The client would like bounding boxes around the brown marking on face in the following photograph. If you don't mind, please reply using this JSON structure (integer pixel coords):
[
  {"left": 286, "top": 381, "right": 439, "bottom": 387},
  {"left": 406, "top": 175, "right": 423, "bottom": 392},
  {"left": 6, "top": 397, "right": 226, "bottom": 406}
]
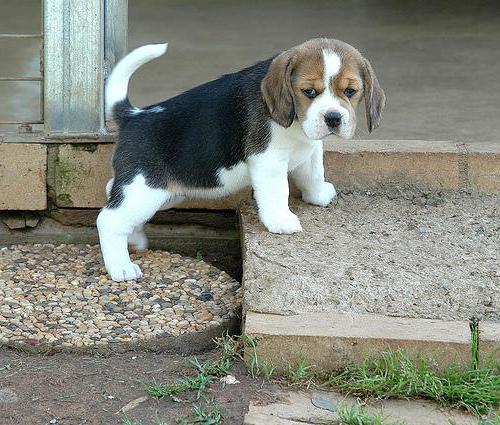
[
  {"left": 261, "top": 41, "right": 324, "bottom": 127},
  {"left": 289, "top": 46, "right": 324, "bottom": 124}
]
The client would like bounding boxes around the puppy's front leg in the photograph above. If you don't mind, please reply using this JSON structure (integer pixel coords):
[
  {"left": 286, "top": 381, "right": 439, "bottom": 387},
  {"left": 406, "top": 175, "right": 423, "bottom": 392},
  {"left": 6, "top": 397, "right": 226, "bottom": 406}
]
[
  {"left": 249, "top": 158, "right": 302, "bottom": 234},
  {"left": 291, "top": 142, "right": 336, "bottom": 207}
]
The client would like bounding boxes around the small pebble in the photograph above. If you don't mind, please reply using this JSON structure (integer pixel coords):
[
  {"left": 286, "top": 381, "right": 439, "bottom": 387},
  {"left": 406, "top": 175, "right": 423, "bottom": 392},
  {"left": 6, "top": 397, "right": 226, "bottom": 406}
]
[{"left": 199, "top": 291, "right": 214, "bottom": 301}]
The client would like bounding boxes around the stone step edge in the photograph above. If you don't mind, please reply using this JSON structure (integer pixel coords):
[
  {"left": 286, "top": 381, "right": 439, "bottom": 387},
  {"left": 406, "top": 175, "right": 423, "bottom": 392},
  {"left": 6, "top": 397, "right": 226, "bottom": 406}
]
[
  {"left": 324, "top": 140, "right": 500, "bottom": 194},
  {"left": 324, "top": 139, "right": 500, "bottom": 154},
  {"left": 243, "top": 311, "right": 500, "bottom": 373}
]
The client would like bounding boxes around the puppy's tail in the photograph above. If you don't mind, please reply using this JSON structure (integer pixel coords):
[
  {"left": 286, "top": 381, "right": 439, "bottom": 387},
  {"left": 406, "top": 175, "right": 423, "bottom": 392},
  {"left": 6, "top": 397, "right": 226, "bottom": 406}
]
[{"left": 105, "top": 43, "right": 168, "bottom": 125}]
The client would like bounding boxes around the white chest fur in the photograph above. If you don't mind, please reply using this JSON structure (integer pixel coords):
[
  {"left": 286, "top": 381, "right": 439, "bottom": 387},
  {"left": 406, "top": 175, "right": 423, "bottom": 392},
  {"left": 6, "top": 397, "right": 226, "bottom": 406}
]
[
  {"left": 246, "top": 121, "right": 321, "bottom": 181},
  {"left": 216, "top": 121, "right": 319, "bottom": 195}
]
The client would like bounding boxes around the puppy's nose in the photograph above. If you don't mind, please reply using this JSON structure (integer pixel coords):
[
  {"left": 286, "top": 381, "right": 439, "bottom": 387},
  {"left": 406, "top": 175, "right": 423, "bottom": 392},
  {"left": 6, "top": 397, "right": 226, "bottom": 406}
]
[{"left": 324, "top": 111, "right": 342, "bottom": 128}]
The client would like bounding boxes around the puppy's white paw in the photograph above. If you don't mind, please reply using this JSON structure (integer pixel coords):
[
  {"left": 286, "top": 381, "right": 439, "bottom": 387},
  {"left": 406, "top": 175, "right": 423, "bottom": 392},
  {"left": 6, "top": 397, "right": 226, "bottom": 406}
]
[
  {"left": 107, "top": 261, "right": 143, "bottom": 282},
  {"left": 303, "top": 182, "right": 337, "bottom": 207},
  {"left": 261, "top": 211, "right": 303, "bottom": 234},
  {"left": 128, "top": 228, "right": 148, "bottom": 251}
]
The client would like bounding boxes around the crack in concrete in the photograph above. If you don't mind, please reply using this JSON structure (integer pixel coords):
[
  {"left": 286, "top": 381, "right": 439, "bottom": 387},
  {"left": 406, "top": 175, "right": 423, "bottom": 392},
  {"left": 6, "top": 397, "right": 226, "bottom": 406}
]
[{"left": 251, "top": 251, "right": 292, "bottom": 270}]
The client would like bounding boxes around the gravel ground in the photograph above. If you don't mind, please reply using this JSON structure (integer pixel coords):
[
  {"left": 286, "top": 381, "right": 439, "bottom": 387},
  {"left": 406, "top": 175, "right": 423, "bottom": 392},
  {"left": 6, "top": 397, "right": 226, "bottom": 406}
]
[{"left": 0, "top": 244, "right": 241, "bottom": 351}]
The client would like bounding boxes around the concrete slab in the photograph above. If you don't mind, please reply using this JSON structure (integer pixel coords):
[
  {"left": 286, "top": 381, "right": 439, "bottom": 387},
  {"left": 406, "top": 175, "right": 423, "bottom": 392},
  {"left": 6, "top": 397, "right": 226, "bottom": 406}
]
[
  {"left": 48, "top": 139, "right": 500, "bottom": 210},
  {"left": 325, "top": 146, "right": 460, "bottom": 192},
  {"left": 244, "top": 389, "right": 473, "bottom": 425},
  {"left": 245, "top": 391, "right": 339, "bottom": 424},
  {"left": 467, "top": 153, "right": 500, "bottom": 194},
  {"left": 0, "top": 136, "right": 484, "bottom": 212},
  {"left": 1, "top": 137, "right": 498, "bottom": 212},
  {"left": 244, "top": 311, "right": 500, "bottom": 372},
  {"left": 240, "top": 194, "right": 500, "bottom": 321},
  {"left": 0, "top": 144, "right": 46, "bottom": 210}
]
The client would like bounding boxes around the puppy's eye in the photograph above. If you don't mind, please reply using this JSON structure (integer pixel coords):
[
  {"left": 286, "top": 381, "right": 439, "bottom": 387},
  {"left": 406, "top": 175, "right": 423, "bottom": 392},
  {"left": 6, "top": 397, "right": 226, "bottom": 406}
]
[
  {"left": 302, "top": 88, "right": 317, "bottom": 99},
  {"left": 344, "top": 88, "right": 357, "bottom": 98}
]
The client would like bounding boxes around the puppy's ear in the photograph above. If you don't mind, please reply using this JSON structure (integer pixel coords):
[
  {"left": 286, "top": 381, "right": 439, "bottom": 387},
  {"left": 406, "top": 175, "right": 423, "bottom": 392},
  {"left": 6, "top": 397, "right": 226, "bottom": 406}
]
[
  {"left": 362, "top": 59, "right": 386, "bottom": 133},
  {"left": 261, "top": 51, "right": 296, "bottom": 128}
]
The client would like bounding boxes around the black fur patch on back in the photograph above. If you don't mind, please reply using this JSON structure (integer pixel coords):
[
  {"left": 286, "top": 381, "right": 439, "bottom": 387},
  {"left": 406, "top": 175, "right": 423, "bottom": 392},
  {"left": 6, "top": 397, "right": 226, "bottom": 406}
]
[{"left": 108, "top": 58, "right": 274, "bottom": 207}]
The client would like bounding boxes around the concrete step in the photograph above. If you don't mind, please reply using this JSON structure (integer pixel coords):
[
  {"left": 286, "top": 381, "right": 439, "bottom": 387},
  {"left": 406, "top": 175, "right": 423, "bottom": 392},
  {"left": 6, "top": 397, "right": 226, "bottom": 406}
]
[
  {"left": 244, "top": 311, "right": 500, "bottom": 373},
  {"left": 324, "top": 139, "right": 500, "bottom": 195},
  {"left": 240, "top": 194, "right": 500, "bottom": 371}
]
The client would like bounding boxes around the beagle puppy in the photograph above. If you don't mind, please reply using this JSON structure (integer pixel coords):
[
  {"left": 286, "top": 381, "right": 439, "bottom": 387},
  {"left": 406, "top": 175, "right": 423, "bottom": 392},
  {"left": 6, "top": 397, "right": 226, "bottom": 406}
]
[{"left": 98, "top": 38, "right": 385, "bottom": 281}]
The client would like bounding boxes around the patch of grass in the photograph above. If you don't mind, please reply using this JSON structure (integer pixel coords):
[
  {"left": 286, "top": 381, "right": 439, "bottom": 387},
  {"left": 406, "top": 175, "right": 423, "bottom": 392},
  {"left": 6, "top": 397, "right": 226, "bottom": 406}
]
[
  {"left": 214, "top": 333, "right": 245, "bottom": 362},
  {"left": 0, "top": 361, "right": 22, "bottom": 372},
  {"left": 145, "top": 352, "right": 239, "bottom": 402},
  {"left": 257, "top": 360, "right": 276, "bottom": 380},
  {"left": 145, "top": 372, "right": 216, "bottom": 401},
  {"left": 286, "top": 353, "right": 316, "bottom": 387},
  {"left": 122, "top": 419, "right": 169, "bottom": 425},
  {"left": 240, "top": 334, "right": 275, "bottom": 379},
  {"left": 265, "top": 318, "right": 498, "bottom": 417},
  {"left": 179, "top": 400, "right": 222, "bottom": 425},
  {"left": 188, "top": 357, "right": 233, "bottom": 378},
  {"left": 145, "top": 339, "right": 247, "bottom": 403},
  {"left": 215, "top": 333, "right": 277, "bottom": 379},
  {"left": 140, "top": 335, "right": 248, "bottom": 424},
  {"left": 244, "top": 334, "right": 260, "bottom": 378},
  {"left": 477, "top": 412, "right": 500, "bottom": 425},
  {"left": 326, "top": 350, "right": 500, "bottom": 415},
  {"left": 338, "top": 402, "right": 405, "bottom": 425},
  {"left": 235, "top": 325, "right": 498, "bottom": 418},
  {"left": 144, "top": 336, "right": 242, "bottom": 423}
]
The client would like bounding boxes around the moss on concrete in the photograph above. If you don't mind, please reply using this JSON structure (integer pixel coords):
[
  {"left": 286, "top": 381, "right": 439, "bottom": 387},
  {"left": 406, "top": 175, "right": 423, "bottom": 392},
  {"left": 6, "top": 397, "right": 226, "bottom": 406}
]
[
  {"left": 55, "top": 193, "right": 73, "bottom": 207},
  {"left": 70, "top": 143, "right": 99, "bottom": 153}
]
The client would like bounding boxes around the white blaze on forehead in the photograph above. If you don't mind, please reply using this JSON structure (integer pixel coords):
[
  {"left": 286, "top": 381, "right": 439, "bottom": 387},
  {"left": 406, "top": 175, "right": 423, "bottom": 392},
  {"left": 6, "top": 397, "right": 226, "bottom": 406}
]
[{"left": 322, "top": 50, "right": 341, "bottom": 89}]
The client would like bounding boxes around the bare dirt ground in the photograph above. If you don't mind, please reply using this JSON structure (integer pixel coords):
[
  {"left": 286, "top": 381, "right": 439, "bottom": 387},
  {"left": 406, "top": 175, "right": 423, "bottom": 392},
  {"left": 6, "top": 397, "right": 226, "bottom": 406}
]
[
  {"left": 0, "top": 348, "right": 280, "bottom": 425},
  {"left": 0, "top": 347, "right": 483, "bottom": 425}
]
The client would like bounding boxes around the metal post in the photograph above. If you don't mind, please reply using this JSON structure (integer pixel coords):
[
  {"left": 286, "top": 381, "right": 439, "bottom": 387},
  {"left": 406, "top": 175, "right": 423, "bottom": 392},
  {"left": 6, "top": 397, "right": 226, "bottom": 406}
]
[
  {"left": 104, "top": 0, "right": 128, "bottom": 124},
  {"left": 43, "top": 0, "right": 127, "bottom": 138}
]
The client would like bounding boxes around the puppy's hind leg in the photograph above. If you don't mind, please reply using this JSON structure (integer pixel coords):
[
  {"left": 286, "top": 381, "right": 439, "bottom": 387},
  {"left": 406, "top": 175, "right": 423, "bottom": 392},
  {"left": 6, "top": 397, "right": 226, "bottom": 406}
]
[
  {"left": 127, "top": 226, "right": 149, "bottom": 252},
  {"left": 105, "top": 177, "right": 159, "bottom": 252},
  {"left": 128, "top": 195, "right": 185, "bottom": 251},
  {"left": 97, "top": 175, "right": 170, "bottom": 281}
]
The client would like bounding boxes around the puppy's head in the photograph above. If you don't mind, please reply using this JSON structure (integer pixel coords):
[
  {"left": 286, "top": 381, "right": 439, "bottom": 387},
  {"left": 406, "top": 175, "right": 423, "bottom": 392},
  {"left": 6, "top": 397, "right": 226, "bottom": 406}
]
[{"left": 261, "top": 38, "right": 385, "bottom": 140}]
